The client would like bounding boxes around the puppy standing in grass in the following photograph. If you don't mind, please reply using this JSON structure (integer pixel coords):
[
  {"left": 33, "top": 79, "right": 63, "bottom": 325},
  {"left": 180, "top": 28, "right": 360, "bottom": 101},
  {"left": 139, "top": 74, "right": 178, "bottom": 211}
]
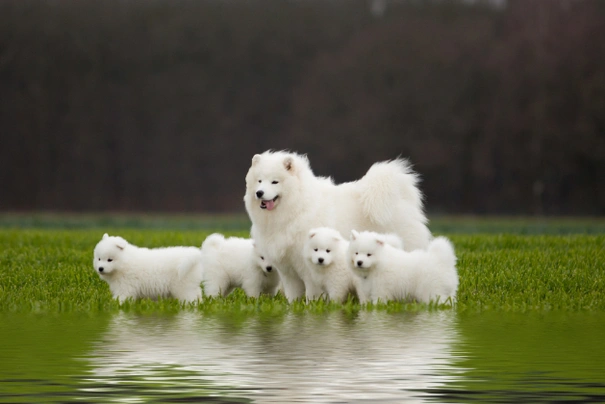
[
  {"left": 348, "top": 230, "right": 458, "bottom": 305},
  {"left": 303, "top": 227, "right": 360, "bottom": 303},
  {"left": 200, "top": 233, "right": 281, "bottom": 298},
  {"left": 93, "top": 233, "right": 203, "bottom": 302}
]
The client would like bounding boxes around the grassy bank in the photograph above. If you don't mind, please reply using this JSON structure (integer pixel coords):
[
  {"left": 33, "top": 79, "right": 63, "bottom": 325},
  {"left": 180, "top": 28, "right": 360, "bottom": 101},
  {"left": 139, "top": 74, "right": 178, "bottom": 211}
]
[{"left": 0, "top": 217, "right": 603, "bottom": 313}]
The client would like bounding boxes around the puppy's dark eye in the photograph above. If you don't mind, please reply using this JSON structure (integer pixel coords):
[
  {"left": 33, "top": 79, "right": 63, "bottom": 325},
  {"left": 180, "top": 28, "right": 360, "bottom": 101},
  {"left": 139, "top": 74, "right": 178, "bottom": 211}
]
[
  {"left": 355, "top": 252, "right": 358, "bottom": 255},
  {"left": 108, "top": 259, "right": 113, "bottom": 262},
  {"left": 272, "top": 181, "right": 278, "bottom": 184},
  {"left": 367, "top": 254, "right": 372, "bottom": 257},
  {"left": 326, "top": 250, "right": 331, "bottom": 253},
  {"left": 260, "top": 256, "right": 264, "bottom": 260},
  {"left": 258, "top": 180, "right": 262, "bottom": 183},
  {"left": 314, "top": 248, "right": 318, "bottom": 252}
]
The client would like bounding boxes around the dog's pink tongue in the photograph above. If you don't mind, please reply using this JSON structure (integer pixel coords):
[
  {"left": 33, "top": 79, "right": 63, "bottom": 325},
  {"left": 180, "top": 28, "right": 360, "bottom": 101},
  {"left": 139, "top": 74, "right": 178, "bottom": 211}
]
[{"left": 265, "top": 200, "right": 275, "bottom": 211}]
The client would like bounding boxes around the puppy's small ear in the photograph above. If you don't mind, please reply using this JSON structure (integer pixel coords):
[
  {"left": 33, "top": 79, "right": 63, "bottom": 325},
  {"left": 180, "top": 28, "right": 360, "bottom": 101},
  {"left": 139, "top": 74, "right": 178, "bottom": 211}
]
[
  {"left": 375, "top": 238, "right": 385, "bottom": 247},
  {"left": 252, "top": 154, "right": 261, "bottom": 166},
  {"left": 309, "top": 232, "right": 316, "bottom": 239},
  {"left": 103, "top": 233, "right": 109, "bottom": 240},
  {"left": 351, "top": 230, "right": 359, "bottom": 241},
  {"left": 115, "top": 237, "right": 127, "bottom": 250},
  {"left": 283, "top": 156, "right": 294, "bottom": 172}
]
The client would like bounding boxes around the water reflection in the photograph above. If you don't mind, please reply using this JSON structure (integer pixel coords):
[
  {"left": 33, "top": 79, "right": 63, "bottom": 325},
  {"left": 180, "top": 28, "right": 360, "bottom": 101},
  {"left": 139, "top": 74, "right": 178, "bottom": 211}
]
[{"left": 83, "top": 310, "right": 463, "bottom": 402}]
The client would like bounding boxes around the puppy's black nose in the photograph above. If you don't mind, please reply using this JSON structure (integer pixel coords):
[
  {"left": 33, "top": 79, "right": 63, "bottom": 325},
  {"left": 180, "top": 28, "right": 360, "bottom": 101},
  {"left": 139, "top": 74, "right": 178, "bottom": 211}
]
[
  {"left": 256, "top": 190, "right": 264, "bottom": 198},
  {"left": 266, "top": 266, "right": 272, "bottom": 272},
  {"left": 356, "top": 261, "right": 363, "bottom": 267},
  {"left": 98, "top": 267, "right": 104, "bottom": 273},
  {"left": 318, "top": 258, "right": 324, "bottom": 263}
]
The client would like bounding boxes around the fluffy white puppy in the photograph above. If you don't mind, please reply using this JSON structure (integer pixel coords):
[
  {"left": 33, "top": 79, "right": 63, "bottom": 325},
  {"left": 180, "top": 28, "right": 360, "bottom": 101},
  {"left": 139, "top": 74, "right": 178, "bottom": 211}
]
[
  {"left": 244, "top": 150, "right": 431, "bottom": 302},
  {"left": 302, "top": 227, "right": 360, "bottom": 302},
  {"left": 93, "top": 233, "right": 203, "bottom": 302},
  {"left": 200, "top": 233, "right": 281, "bottom": 298},
  {"left": 348, "top": 230, "right": 458, "bottom": 305}
]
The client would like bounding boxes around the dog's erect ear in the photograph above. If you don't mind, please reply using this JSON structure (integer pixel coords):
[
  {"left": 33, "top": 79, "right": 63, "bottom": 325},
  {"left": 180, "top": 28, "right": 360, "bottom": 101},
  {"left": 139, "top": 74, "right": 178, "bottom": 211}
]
[
  {"left": 309, "top": 231, "right": 316, "bottom": 239},
  {"left": 283, "top": 156, "right": 294, "bottom": 172},
  {"left": 375, "top": 237, "right": 385, "bottom": 247},
  {"left": 351, "top": 230, "right": 359, "bottom": 241},
  {"left": 252, "top": 154, "right": 262, "bottom": 166},
  {"left": 103, "top": 233, "right": 109, "bottom": 240}
]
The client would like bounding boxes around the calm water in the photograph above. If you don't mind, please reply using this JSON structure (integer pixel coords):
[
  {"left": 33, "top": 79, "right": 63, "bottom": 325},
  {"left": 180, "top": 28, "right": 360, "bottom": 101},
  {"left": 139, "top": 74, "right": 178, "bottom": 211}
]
[{"left": 1, "top": 310, "right": 604, "bottom": 403}]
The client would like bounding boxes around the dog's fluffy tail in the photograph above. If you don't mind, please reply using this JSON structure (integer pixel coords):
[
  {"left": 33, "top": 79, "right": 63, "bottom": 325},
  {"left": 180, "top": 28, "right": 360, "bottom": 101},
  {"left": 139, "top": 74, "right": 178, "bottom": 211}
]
[
  {"left": 358, "top": 158, "right": 424, "bottom": 225},
  {"left": 428, "top": 236, "right": 457, "bottom": 268},
  {"left": 201, "top": 233, "right": 225, "bottom": 251}
]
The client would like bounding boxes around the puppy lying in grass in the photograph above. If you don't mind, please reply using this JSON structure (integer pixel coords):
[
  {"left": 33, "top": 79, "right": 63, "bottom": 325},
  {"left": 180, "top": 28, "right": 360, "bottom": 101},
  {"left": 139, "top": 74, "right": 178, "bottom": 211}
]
[
  {"left": 348, "top": 230, "right": 458, "bottom": 305},
  {"left": 200, "top": 233, "right": 281, "bottom": 298}
]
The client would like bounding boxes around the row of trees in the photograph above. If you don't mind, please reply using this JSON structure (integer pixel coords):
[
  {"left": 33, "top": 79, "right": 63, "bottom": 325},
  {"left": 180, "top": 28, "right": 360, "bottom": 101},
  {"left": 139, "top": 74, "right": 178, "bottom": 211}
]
[{"left": 0, "top": 0, "right": 603, "bottom": 214}]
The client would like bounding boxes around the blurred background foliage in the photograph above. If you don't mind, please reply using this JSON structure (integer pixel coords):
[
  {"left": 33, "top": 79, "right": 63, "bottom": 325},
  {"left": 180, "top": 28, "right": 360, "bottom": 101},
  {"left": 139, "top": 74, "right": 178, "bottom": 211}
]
[{"left": 0, "top": 0, "right": 603, "bottom": 215}]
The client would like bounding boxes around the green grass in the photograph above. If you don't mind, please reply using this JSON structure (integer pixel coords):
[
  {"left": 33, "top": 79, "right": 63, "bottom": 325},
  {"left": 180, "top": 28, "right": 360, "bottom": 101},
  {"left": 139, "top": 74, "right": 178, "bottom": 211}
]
[{"left": 0, "top": 217, "right": 603, "bottom": 313}]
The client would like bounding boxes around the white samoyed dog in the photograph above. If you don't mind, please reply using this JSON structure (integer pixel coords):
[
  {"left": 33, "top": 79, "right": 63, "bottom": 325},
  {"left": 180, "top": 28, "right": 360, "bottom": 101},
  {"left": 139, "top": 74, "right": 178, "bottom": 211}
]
[
  {"left": 244, "top": 150, "right": 432, "bottom": 301},
  {"left": 302, "top": 227, "right": 360, "bottom": 302},
  {"left": 93, "top": 233, "right": 203, "bottom": 302},
  {"left": 200, "top": 233, "right": 281, "bottom": 298},
  {"left": 303, "top": 227, "right": 404, "bottom": 302},
  {"left": 348, "top": 230, "right": 458, "bottom": 304}
]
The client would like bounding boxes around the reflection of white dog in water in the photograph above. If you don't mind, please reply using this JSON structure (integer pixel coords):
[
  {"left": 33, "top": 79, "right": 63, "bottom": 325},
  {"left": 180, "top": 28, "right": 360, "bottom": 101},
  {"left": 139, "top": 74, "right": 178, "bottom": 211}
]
[
  {"left": 348, "top": 230, "right": 458, "bottom": 305},
  {"left": 200, "top": 233, "right": 281, "bottom": 297},
  {"left": 93, "top": 233, "right": 203, "bottom": 302},
  {"left": 87, "top": 311, "right": 459, "bottom": 403},
  {"left": 302, "top": 227, "right": 360, "bottom": 302},
  {"left": 244, "top": 150, "right": 432, "bottom": 301}
]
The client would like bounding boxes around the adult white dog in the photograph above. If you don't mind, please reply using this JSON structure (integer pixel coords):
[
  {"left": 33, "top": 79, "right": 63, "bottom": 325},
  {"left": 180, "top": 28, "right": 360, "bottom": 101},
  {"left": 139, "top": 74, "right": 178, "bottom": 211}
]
[
  {"left": 93, "top": 233, "right": 203, "bottom": 302},
  {"left": 244, "top": 150, "right": 431, "bottom": 301},
  {"left": 200, "top": 233, "right": 281, "bottom": 298},
  {"left": 348, "top": 230, "right": 458, "bottom": 304}
]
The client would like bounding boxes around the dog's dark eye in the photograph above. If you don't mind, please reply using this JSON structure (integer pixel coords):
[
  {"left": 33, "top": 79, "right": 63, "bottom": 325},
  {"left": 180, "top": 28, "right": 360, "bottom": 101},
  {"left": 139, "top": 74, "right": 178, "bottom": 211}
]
[
  {"left": 260, "top": 256, "right": 264, "bottom": 260},
  {"left": 367, "top": 254, "right": 372, "bottom": 257},
  {"left": 326, "top": 250, "right": 331, "bottom": 253},
  {"left": 258, "top": 180, "right": 262, "bottom": 183},
  {"left": 314, "top": 248, "right": 318, "bottom": 252},
  {"left": 355, "top": 252, "right": 358, "bottom": 255},
  {"left": 272, "top": 180, "right": 279, "bottom": 184},
  {"left": 108, "top": 259, "right": 113, "bottom": 262}
]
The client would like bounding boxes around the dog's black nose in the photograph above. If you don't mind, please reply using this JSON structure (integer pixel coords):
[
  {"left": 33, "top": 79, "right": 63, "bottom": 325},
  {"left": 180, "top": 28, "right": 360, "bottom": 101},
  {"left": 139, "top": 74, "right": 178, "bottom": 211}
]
[
  {"left": 256, "top": 190, "right": 264, "bottom": 198},
  {"left": 318, "top": 258, "right": 324, "bottom": 263},
  {"left": 98, "top": 267, "right": 104, "bottom": 273},
  {"left": 266, "top": 266, "right": 272, "bottom": 272},
  {"left": 356, "top": 261, "right": 363, "bottom": 267}
]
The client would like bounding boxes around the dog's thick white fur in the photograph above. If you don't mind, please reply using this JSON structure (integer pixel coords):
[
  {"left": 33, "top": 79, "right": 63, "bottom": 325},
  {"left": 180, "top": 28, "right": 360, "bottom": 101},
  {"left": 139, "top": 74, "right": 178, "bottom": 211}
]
[
  {"left": 93, "top": 233, "right": 203, "bottom": 302},
  {"left": 244, "top": 150, "right": 431, "bottom": 301},
  {"left": 302, "top": 227, "right": 361, "bottom": 302},
  {"left": 200, "top": 233, "right": 281, "bottom": 298},
  {"left": 348, "top": 230, "right": 458, "bottom": 304}
]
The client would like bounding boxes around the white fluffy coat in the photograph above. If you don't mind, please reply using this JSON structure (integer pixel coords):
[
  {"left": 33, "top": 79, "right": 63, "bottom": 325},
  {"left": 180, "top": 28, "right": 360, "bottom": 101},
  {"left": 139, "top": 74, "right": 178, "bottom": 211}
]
[
  {"left": 200, "top": 233, "right": 281, "bottom": 298},
  {"left": 244, "top": 150, "right": 431, "bottom": 301},
  {"left": 303, "top": 227, "right": 360, "bottom": 302},
  {"left": 93, "top": 233, "right": 203, "bottom": 302},
  {"left": 348, "top": 230, "right": 458, "bottom": 304}
]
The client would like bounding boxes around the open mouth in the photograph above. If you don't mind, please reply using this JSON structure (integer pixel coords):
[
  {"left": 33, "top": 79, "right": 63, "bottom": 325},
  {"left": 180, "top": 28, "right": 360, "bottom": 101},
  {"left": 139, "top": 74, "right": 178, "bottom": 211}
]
[{"left": 260, "top": 196, "right": 279, "bottom": 211}]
